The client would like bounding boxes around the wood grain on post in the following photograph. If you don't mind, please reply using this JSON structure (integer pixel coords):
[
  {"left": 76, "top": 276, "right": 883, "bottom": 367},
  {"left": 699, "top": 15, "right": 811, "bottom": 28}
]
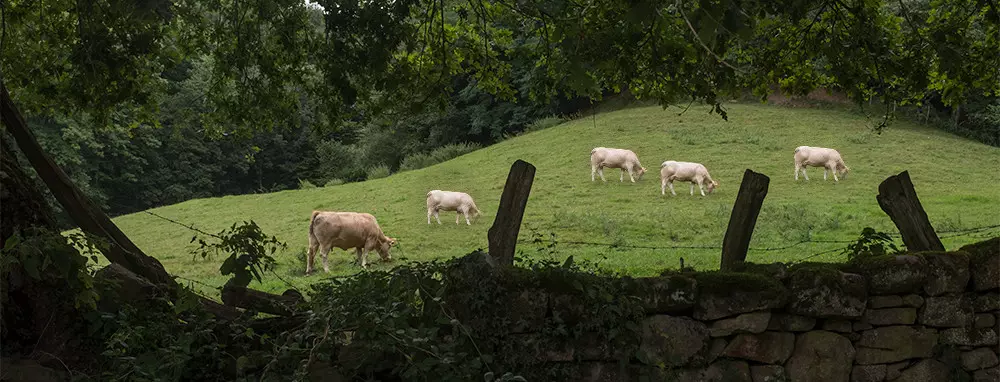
[
  {"left": 221, "top": 283, "right": 303, "bottom": 316},
  {"left": 1, "top": 83, "right": 178, "bottom": 289},
  {"left": 720, "top": 169, "right": 770, "bottom": 271},
  {"left": 487, "top": 160, "right": 536, "bottom": 267},
  {"left": 876, "top": 171, "right": 944, "bottom": 252}
]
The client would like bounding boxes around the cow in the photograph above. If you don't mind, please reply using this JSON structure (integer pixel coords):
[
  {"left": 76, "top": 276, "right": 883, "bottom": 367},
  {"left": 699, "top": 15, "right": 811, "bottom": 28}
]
[
  {"left": 426, "top": 190, "right": 481, "bottom": 225},
  {"left": 659, "top": 161, "right": 719, "bottom": 196},
  {"left": 306, "top": 211, "right": 396, "bottom": 273},
  {"left": 590, "top": 147, "right": 648, "bottom": 183},
  {"left": 793, "top": 146, "right": 850, "bottom": 182}
]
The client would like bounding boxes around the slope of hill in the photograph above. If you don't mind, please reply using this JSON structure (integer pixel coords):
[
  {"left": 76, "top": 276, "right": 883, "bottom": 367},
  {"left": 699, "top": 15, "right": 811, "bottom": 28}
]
[{"left": 111, "top": 104, "right": 1000, "bottom": 294}]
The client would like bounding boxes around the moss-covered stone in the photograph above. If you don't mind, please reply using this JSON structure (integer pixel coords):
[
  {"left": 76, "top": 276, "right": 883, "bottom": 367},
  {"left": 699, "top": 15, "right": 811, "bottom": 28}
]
[
  {"left": 918, "top": 251, "right": 971, "bottom": 296},
  {"left": 629, "top": 275, "right": 697, "bottom": 313},
  {"left": 962, "top": 238, "right": 1000, "bottom": 291},
  {"left": 848, "top": 254, "right": 928, "bottom": 295},
  {"left": 728, "top": 262, "right": 790, "bottom": 280},
  {"left": 786, "top": 267, "right": 867, "bottom": 319},
  {"left": 692, "top": 272, "right": 788, "bottom": 320}
]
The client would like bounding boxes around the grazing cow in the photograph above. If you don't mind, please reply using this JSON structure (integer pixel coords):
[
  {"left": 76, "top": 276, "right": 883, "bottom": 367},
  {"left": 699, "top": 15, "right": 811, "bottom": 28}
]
[
  {"left": 660, "top": 161, "right": 719, "bottom": 196},
  {"left": 590, "top": 147, "right": 648, "bottom": 183},
  {"left": 426, "top": 190, "right": 481, "bottom": 225},
  {"left": 306, "top": 211, "right": 396, "bottom": 273},
  {"left": 793, "top": 146, "right": 850, "bottom": 182}
]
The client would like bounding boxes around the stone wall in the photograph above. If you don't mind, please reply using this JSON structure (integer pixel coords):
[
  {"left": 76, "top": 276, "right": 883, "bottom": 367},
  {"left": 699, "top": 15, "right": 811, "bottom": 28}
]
[{"left": 495, "top": 238, "right": 1000, "bottom": 382}]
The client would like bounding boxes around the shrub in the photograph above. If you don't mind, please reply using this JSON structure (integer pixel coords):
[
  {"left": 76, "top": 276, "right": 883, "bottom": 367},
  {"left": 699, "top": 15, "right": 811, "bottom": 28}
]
[
  {"left": 298, "top": 179, "right": 316, "bottom": 189},
  {"left": 399, "top": 143, "right": 481, "bottom": 172},
  {"left": 843, "top": 227, "right": 902, "bottom": 262},
  {"left": 524, "top": 116, "right": 565, "bottom": 133},
  {"left": 366, "top": 164, "right": 391, "bottom": 180},
  {"left": 324, "top": 178, "right": 345, "bottom": 187}
]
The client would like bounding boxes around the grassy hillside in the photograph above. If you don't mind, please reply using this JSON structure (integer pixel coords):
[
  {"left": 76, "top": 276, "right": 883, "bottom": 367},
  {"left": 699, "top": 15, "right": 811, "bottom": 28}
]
[{"left": 111, "top": 104, "right": 1000, "bottom": 294}]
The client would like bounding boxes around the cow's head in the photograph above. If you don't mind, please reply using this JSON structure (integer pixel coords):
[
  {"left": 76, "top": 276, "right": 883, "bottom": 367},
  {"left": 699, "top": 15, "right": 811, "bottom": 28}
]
[
  {"left": 637, "top": 166, "right": 648, "bottom": 180},
  {"left": 707, "top": 180, "right": 719, "bottom": 194},
  {"left": 377, "top": 236, "right": 397, "bottom": 261},
  {"left": 838, "top": 165, "right": 850, "bottom": 179}
]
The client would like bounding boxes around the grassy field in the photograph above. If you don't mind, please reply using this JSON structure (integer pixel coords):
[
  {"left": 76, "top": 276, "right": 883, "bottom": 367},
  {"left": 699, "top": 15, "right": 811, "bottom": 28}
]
[{"left": 109, "top": 103, "right": 1000, "bottom": 295}]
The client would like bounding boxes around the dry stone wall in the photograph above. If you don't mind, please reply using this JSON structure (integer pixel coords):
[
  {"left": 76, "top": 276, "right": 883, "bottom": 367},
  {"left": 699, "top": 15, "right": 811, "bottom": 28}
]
[{"left": 498, "top": 238, "right": 1000, "bottom": 382}]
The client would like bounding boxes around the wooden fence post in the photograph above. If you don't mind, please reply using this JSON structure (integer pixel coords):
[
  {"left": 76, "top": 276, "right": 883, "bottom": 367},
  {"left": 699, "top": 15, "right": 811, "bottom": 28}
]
[
  {"left": 876, "top": 171, "right": 944, "bottom": 252},
  {"left": 487, "top": 160, "right": 536, "bottom": 267},
  {"left": 720, "top": 169, "right": 770, "bottom": 271}
]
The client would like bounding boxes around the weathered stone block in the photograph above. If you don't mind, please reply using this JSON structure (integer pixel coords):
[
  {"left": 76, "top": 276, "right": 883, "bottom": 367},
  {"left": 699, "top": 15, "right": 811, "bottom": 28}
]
[
  {"left": 919, "top": 294, "right": 974, "bottom": 327},
  {"left": 509, "top": 289, "right": 547, "bottom": 333},
  {"left": 767, "top": 313, "right": 816, "bottom": 332},
  {"left": 895, "top": 359, "right": 952, "bottom": 382},
  {"left": 921, "top": 251, "right": 971, "bottom": 296},
  {"left": 638, "top": 315, "right": 709, "bottom": 367},
  {"left": 575, "top": 332, "right": 629, "bottom": 361},
  {"left": 855, "top": 326, "right": 938, "bottom": 364},
  {"left": 667, "top": 360, "right": 753, "bottom": 382},
  {"left": 750, "top": 365, "right": 788, "bottom": 382},
  {"left": 850, "top": 365, "right": 886, "bottom": 382},
  {"left": 576, "top": 362, "right": 630, "bottom": 382},
  {"left": 787, "top": 268, "right": 866, "bottom": 319},
  {"left": 822, "top": 319, "right": 853, "bottom": 333},
  {"left": 632, "top": 275, "right": 697, "bottom": 313},
  {"left": 693, "top": 273, "right": 788, "bottom": 321},
  {"left": 853, "top": 255, "right": 928, "bottom": 295},
  {"left": 865, "top": 307, "right": 917, "bottom": 326},
  {"left": 710, "top": 311, "right": 771, "bottom": 337},
  {"left": 853, "top": 320, "right": 873, "bottom": 332},
  {"left": 961, "top": 238, "right": 1000, "bottom": 291},
  {"left": 688, "top": 338, "right": 729, "bottom": 367},
  {"left": 785, "top": 331, "right": 855, "bottom": 382},
  {"left": 973, "top": 366, "right": 999, "bottom": 382},
  {"left": 886, "top": 361, "right": 910, "bottom": 380},
  {"left": 550, "top": 293, "right": 586, "bottom": 324},
  {"left": 902, "top": 294, "right": 924, "bottom": 308},
  {"left": 722, "top": 332, "right": 795, "bottom": 364},
  {"left": 940, "top": 327, "right": 999, "bottom": 347},
  {"left": 974, "top": 293, "right": 999, "bottom": 312},
  {"left": 869, "top": 295, "right": 903, "bottom": 309},
  {"left": 962, "top": 348, "right": 1000, "bottom": 371},
  {"left": 976, "top": 313, "right": 996, "bottom": 328}
]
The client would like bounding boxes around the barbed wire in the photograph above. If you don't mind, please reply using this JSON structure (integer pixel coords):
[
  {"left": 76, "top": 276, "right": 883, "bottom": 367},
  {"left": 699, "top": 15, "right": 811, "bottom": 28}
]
[{"left": 517, "top": 237, "right": 855, "bottom": 252}]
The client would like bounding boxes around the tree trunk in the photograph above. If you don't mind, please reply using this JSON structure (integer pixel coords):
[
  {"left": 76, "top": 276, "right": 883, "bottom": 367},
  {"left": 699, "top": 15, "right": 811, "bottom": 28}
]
[
  {"left": 487, "top": 160, "right": 536, "bottom": 267},
  {"left": 720, "top": 169, "right": 770, "bottom": 271},
  {"left": 0, "top": 135, "right": 55, "bottom": 240},
  {"left": 876, "top": 171, "right": 944, "bottom": 252},
  {"left": 1, "top": 83, "right": 177, "bottom": 290}
]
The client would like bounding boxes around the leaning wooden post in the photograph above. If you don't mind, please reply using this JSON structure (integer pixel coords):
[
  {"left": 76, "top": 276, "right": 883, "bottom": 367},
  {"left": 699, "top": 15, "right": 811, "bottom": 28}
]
[
  {"left": 876, "top": 171, "right": 944, "bottom": 251},
  {"left": 487, "top": 160, "right": 536, "bottom": 267},
  {"left": 720, "top": 169, "right": 770, "bottom": 271}
]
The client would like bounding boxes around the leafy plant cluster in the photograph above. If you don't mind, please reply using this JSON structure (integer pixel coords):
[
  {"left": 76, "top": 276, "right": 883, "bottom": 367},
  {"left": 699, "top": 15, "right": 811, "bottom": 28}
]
[
  {"left": 191, "top": 221, "right": 287, "bottom": 287},
  {"left": 842, "top": 227, "right": 904, "bottom": 261},
  {"left": 0, "top": 229, "right": 104, "bottom": 310}
]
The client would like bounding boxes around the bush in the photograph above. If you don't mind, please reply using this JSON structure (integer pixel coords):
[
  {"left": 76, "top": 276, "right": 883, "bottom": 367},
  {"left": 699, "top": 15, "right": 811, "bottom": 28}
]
[
  {"left": 399, "top": 142, "right": 482, "bottom": 172},
  {"left": 324, "top": 178, "right": 345, "bottom": 187},
  {"left": 298, "top": 179, "right": 316, "bottom": 189},
  {"left": 366, "top": 164, "right": 391, "bottom": 180},
  {"left": 315, "top": 140, "right": 367, "bottom": 182},
  {"left": 524, "top": 116, "right": 565, "bottom": 133}
]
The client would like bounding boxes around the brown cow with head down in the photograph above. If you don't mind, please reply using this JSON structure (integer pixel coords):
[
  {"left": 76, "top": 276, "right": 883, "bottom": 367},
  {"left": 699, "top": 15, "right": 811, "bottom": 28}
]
[{"left": 306, "top": 211, "right": 397, "bottom": 273}]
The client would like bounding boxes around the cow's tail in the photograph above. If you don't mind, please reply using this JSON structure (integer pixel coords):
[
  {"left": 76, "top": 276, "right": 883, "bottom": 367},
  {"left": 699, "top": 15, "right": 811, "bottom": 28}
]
[
  {"left": 794, "top": 146, "right": 802, "bottom": 154},
  {"left": 309, "top": 211, "right": 321, "bottom": 239}
]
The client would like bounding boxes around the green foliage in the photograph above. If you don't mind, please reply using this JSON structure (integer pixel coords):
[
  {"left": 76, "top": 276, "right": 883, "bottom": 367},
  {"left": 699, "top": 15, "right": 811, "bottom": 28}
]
[
  {"left": 190, "top": 221, "right": 286, "bottom": 287},
  {"left": 365, "top": 164, "right": 392, "bottom": 180},
  {"left": 0, "top": 229, "right": 102, "bottom": 310},
  {"left": 399, "top": 143, "right": 482, "bottom": 172},
  {"left": 524, "top": 117, "right": 566, "bottom": 134},
  {"left": 842, "top": 227, "right": 903, "bottom": 262},
  {"left": 297, "top": 179, "right": 316, "bottom": 189},
  {"left": 323, "top": 178, "right": 345, "bottom": 187}
]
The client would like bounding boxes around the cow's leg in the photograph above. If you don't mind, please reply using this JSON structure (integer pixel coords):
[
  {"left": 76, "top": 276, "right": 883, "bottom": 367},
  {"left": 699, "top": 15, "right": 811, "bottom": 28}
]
[
  {"left": 320, "top": 247, "right": 332, "bottom": 273},
  {"left": 620, "top": 168, "right": 625, "bottom": 182},
  {"left": 668, "top": 180, "right": 677, "bottom": 196},
  {"left": 802, "top": 167, "right": 809, "bottom": 181},
  {"left": 434, "top": 209, "right": 442, "bottom": 224},
  {"left": 832, "top": 167, "right": 840, "bottom": 182},
  {"left": 690, "top": 183, "right": 695, "bottom": 196},
  {"left": 591, "top": 164, "right": 597, "bottom": 182},
  {"left": 456, "top": 211, "right": 461, "bottom": 224},
  {"left": 355, "top": 248, "right": 363, "bottom": 266},
  {"left": 461, "top": 208, "right": 471, "bottom": 225},
  {"left": 698, "top": 182, "right": 706, "bottom": 197},
  {"left": 427, "top": 208, "right": 433, "bottom": 224},
  {"left": 661, "top": 178, "right": 667, "bottom": 195},
  {"left": 823, "top": 168, "right": 828, "bottom": 181},
  {"left": 794, "top": 163, "right": 801, "bottom": 180},
  {"left": 306, "top": 242, "right": 318, "bottom": 274},
  {"left": 598, "top": 167, "right": 606, "bottom": 182},
  {"left": 627, "top": 166, "right": 636, "bottom": 183}
]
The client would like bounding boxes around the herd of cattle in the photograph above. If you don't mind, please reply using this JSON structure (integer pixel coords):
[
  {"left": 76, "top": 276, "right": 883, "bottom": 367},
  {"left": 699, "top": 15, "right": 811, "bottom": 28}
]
[{"left": 304, "top": 145, "right": 850, "bottom": 274}]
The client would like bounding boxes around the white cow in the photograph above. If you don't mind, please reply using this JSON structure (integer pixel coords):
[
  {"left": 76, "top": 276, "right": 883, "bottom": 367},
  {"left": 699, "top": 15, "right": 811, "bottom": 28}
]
[
  {"left": 659, "top": 161, "right": 719, "bottom": 196},
  {"left": 307, "top": 211, "right": 397, "bottom": 273},
  {"left": 426, "top": 190, "right": 481, "bottom": 225},
  {"left": 793, "top": 146, "right": 850, "bottom": 182},
  {"left": 590, "top": 147, "right": 648, "bottom": 183}
]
